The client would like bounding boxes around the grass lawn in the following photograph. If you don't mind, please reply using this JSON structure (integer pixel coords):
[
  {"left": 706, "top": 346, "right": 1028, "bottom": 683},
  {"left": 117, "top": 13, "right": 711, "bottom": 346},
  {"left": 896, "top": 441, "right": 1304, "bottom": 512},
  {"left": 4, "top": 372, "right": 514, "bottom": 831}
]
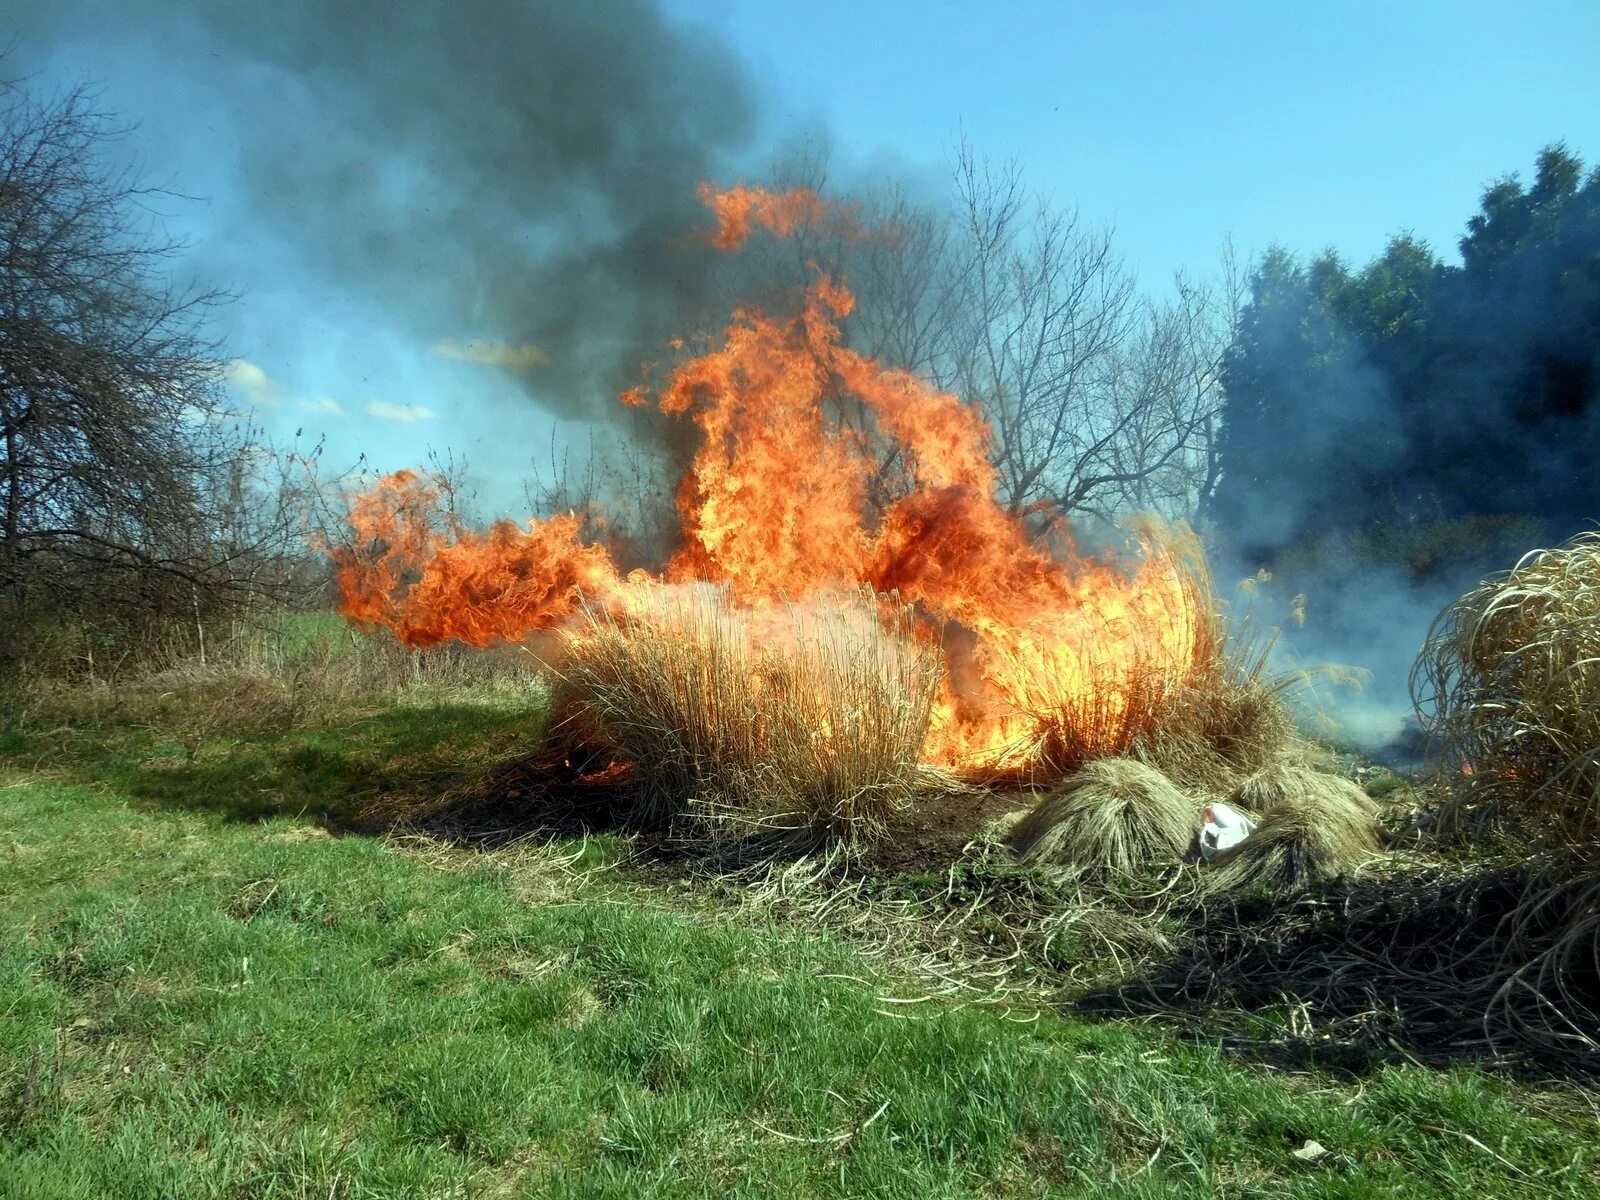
[{"left": 2, "top": 694, "right": 1598, "bottom": 1198}]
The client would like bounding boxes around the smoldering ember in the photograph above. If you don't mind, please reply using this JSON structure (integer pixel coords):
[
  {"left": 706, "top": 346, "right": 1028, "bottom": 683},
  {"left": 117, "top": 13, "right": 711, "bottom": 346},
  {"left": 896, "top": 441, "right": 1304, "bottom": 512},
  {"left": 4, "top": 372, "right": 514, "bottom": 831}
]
[{"left": 4, "top": 3, "right": 1600, "bottom": 1197}]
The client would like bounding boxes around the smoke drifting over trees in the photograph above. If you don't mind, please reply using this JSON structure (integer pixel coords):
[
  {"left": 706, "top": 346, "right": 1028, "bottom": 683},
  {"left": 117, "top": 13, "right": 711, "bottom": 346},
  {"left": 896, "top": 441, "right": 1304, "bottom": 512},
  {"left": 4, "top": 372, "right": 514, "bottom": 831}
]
[
  {"left": 1207, "top": 146, "right": 1600, "bottom": 752},
  {"left": 1213, "top": 145, "right": 1600, "bottom": 566}
]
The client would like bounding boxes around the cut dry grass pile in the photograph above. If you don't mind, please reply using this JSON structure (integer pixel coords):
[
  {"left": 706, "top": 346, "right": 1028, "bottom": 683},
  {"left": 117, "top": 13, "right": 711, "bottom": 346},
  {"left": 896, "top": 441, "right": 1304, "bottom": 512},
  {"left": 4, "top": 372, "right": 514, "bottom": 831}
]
[
  {"left": 1120, "top": 531, "right": 1600, "bottom": 1063},
  {"left": 548, "top": 585, "right": 939, "bottom": 844},
  {"left": 1009, "top": 758, "right": 1196, "bottom": 875},
  {"left": 1086, "top": 859, "right": 1600, "bottom": 1073},
  {"left": 1232, "top": 762, "right": 1379, "bottom": 822},
  {"left": 1415, "top": 530, "right": 1600, "bottom": 850},
  {"left": 1205, "top": 764, "right": 1383, "bottom": 892},
  {"left": 1206, "top": 803, "right": 1382, "bottom": 892}
]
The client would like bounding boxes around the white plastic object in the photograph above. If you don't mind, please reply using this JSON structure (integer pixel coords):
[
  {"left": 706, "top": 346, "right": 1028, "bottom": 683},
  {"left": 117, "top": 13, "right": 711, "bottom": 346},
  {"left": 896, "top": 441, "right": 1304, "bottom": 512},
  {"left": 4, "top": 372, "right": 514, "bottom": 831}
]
[{"left": 1199, "top": 801, "right": 1255, "bottom": 859}]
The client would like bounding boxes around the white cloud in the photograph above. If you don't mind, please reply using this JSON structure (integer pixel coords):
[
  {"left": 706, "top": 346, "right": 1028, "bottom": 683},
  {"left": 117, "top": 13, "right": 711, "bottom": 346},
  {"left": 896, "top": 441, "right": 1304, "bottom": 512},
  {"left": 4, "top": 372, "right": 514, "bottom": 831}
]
[
  {"left": 364, "top": 400, "right": 437, "bottom": 423},
  {"left": 226, "top": 358, "right": 280, "bottom": 405},
  {"left": 433, "top": 338, "right": 548, "bottom": 371},
  {"left": 227, "top": 359, "right": 351, "bottom": 421}
]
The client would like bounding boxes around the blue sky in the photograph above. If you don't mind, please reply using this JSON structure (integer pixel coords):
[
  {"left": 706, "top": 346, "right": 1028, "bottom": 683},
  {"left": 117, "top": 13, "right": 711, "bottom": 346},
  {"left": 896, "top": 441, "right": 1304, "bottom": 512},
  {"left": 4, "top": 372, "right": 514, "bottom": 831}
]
[
  {"left": 9, "top": 1, "right": 1598, "bottom": 510},
  {"left": 675, "top": 0, "right": 1600, "bottom": 278}
]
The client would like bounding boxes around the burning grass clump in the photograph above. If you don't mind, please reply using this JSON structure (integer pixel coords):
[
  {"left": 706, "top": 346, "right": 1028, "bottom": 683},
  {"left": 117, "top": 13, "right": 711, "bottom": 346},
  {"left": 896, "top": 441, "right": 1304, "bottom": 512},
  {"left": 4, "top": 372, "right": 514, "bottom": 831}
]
[
  {"left": 1009, "top": 758, "right": 1195, "bottom": 875},
  {"left": 1415, "top": 530, "right": 1600, "bottom": 850},
  {"left": 549, "top": 585, "right": 939, "bottom": 844},
  {"left": 1109, "top": 533, "right": 1300, "bottom": 796},
  {"left": 1011, "top": 524, "right": 1215, "bottom": 777},
  {"left": 1008, "top": 521, "right": 1295, "bottom": 794}
]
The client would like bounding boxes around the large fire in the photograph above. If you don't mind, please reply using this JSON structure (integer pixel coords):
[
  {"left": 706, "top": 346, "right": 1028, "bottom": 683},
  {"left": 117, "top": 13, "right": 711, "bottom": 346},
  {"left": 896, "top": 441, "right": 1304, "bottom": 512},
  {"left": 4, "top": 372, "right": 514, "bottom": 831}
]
[{"left": 335, "top": 185, "right": 1206, "bottom": 768}]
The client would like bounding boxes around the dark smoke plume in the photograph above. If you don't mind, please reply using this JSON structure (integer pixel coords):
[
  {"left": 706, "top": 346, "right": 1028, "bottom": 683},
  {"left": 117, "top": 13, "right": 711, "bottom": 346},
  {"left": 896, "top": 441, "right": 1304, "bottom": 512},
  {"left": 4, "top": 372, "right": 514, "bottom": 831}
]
[{"left": 7, "top": 0, "right": 760, "bottom": 422}]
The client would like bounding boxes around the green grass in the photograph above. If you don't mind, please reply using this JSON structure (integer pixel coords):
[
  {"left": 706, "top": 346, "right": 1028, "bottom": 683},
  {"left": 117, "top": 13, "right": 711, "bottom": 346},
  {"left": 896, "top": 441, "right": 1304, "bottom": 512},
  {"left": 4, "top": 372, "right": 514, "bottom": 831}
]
[{"left": 2, "top": 698, "right": 1598, "bottom": 1197}]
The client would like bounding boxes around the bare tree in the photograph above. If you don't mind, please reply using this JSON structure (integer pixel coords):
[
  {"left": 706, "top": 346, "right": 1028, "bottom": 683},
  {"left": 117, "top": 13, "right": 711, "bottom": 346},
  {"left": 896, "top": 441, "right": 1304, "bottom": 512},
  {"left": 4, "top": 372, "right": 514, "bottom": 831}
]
[
  {"left": 0, "top": 72, "right": 294, "bottom": 693},
  {"left": 934, "top": 144, "right": 1246, "bottom": 530},
  {"left": 1090, "top": 264, "right": 1238, "bottom": 524},
  {"left": 1188, "top": 238, "right": 1247, "bottom": 529},
  {"left": 945, "top": 145, "right": 1124, "bottom": 519}
]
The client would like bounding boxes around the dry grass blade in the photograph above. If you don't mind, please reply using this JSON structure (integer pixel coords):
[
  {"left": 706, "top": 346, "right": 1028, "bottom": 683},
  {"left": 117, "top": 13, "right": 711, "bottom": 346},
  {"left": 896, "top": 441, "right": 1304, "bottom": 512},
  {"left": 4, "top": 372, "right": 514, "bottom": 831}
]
[{"left": 1414, "top": 530, "right": 1600, "bottom": 849}]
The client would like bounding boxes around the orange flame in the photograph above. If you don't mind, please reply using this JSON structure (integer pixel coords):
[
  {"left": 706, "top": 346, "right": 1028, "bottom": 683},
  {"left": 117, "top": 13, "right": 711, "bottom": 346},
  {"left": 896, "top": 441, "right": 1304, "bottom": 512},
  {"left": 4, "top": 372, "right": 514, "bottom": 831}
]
[
  {"left": 336, "top": 185, "right": 1203, "bottom": 767},
  {"left": 697, "top": 182, "right": 834, "bottom": 250},
  {"left": 333, "top": 470, "right": 623, "bottom": 648}
]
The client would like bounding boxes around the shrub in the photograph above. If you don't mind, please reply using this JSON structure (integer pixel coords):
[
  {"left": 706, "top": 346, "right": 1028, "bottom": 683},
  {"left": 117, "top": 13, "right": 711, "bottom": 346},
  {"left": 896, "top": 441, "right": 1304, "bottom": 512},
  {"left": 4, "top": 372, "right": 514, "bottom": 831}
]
[{"left": 1414, "top": 530, "right": 1600, "bottom": 852}]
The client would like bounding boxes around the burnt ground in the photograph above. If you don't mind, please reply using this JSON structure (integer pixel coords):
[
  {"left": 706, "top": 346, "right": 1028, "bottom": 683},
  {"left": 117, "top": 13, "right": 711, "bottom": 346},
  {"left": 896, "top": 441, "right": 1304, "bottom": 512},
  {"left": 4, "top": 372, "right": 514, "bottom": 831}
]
[
  {"left": 386, "top": 745, "right": 1035, "bottom": 876},
  {"left": 860, "top": 787, "right": 1031, "bottom": 873}
]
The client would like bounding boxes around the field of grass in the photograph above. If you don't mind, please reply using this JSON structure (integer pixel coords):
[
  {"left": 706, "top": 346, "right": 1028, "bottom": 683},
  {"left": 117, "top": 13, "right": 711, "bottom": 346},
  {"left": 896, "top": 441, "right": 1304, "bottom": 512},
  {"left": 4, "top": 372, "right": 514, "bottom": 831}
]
[{"left": 3, "top": 677, "right": 1599, "bottom": 1198}]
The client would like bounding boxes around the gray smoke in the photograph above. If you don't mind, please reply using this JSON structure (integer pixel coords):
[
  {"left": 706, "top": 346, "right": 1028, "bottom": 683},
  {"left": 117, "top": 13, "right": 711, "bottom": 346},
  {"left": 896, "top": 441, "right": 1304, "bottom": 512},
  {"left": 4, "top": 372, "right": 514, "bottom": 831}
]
[{"left": 7, "top": 0, "right": 760, "bottom": 422}]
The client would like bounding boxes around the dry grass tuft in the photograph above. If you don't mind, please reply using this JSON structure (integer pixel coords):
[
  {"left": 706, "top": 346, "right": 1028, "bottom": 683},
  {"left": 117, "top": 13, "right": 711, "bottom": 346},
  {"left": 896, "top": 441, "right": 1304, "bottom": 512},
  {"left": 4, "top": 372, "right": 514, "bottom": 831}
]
[
  {"left": 1414, "top": 530, "right": 1600, "bottom": 852},
  {"left": 1206, "top": 788, "right": 1382, "bottom": 892},
  {"left": 1002, "top": 521, "right": 1226, "bottom": 778},
  {"left": 1031, "top": 521, "right": 1299, "bottom": 795},
  {"left": 549, "top": 585, "right": 939, "bottom": 844},
  {"left": 1009, "top": 758, "right": 1196, "bottom": 875},
  {"left": 1132, "top": 650, "right": 1301, "bottom": 796}
]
